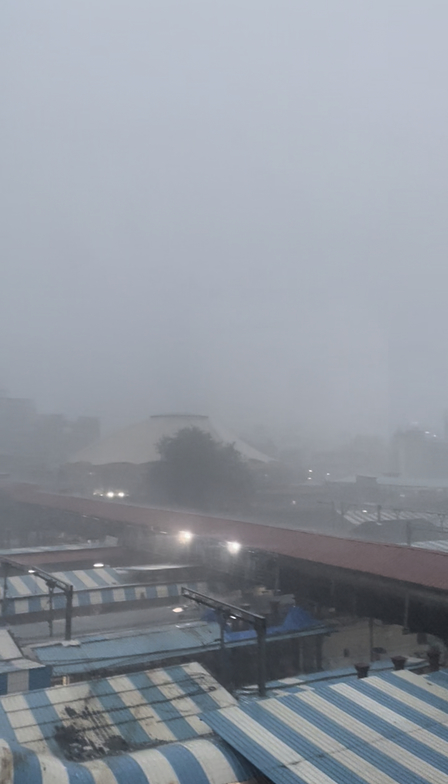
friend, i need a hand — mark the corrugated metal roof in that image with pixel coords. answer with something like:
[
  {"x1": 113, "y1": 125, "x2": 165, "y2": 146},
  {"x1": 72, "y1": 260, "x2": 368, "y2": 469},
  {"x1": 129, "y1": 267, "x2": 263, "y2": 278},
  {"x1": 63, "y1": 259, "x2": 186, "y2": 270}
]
[
  {"x1": 32, "y1": 617, "x2": 330, "y2": 677},
  {"x1": 0, "y1": 628, "x2": 22, "y2": 660},
  {"x1": 0, "y1": 660, "x2": 261, "y2": 783},
  {"x1": 0, "y1": 543, "x2": 117, "y2": 556},
  {"x1": 4, "y1": 580, "x2": 208, "y2": 617},
  {"x1": 236, "y1": 657, "x2": 426, "y2": 698},
  {"x1": 206, "y1": 668, "x2": 448, "y2": 784},
  {"x1": 4, "y1": 567, "x2": 123, "y2": 597},
  {"x1": 0, "y1": 630, "x2": 51, "y2": 693},
  {"x1": 414, "y1": 540, "x2": 448, "y2": 553},
  {"x1": 343, "y1": 508, "x2": 436, "y2": 527},
  {"x1": 0, "y1": 736, "x2": 259, "y2": 784},
  {"x1": 0, "y1": 662, "x2": 235, "y2": 756},
  {"x1": 0, "y1": 658, "x2": 44, "y2": 674},
  {"x1": 32, "y1": 622, "x2": 221, "y2": 676},
  {"x1": 13, "y1": 486, "x2": 448, "y2": 593}
]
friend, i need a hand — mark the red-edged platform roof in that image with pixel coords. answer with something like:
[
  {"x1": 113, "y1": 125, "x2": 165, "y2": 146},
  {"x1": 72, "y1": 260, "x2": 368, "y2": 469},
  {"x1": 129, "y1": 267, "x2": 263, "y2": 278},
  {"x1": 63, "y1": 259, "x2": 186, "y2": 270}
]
[{"x1": 11, "y1": 484, "x2": 448, "y2": 592}]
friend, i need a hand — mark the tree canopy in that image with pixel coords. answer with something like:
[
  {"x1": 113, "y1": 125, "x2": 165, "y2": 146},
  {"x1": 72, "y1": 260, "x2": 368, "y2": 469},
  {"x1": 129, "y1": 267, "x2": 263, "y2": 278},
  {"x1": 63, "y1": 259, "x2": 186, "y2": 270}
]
[{"x1": 150, "y1": 426, "x2": 253, "y2": 510}]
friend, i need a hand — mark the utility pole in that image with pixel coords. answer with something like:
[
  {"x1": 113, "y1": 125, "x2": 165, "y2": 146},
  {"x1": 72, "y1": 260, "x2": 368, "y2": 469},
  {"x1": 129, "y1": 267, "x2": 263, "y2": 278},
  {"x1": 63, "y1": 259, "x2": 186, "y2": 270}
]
[
  {"x1": 65, "y1": 585, "x2": 74, "y2": 641},
  {"x1": 182, "y1": 587, "x2": 267, "y2": 697},
  {"x1": 0, "y1": 558, "x2": 74, "y2": 640},
  {"x1": 1, "y1": 562, "x2": 8, "y2": 620},
  {"x1": 48, "y1": 581, "x2": 55, "y2": 638}
]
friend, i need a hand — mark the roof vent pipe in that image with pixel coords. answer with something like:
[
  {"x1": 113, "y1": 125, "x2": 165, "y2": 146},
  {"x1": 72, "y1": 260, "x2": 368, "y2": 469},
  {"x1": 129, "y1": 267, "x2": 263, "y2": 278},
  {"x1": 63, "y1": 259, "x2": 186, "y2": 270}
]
[
  {"x1": 391, "y1": 655, "x2": 407, "y2": 671},
  {"x1": 354, "y1": 662, "x2": 370, "y2": 679},
  {"x1": 427, "y1": 647, "x2": 441, "y2": 672}
]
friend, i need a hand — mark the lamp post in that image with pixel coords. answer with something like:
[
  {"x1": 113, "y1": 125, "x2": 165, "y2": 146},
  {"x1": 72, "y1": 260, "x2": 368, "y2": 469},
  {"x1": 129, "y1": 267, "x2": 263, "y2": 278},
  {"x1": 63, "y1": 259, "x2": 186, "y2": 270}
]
[
  {"x1": 182, "y1": 587, "x2": 267, "y2": 697},
  {"x1": 0, "y1": 558, "x2": 74, "y2": 640}
]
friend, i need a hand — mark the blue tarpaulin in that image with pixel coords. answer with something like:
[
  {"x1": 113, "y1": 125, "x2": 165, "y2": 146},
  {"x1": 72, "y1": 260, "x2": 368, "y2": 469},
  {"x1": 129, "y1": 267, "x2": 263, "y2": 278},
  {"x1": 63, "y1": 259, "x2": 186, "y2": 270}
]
[{"x1": 202, "y1": 605, "x2": 320, "y2": 642}]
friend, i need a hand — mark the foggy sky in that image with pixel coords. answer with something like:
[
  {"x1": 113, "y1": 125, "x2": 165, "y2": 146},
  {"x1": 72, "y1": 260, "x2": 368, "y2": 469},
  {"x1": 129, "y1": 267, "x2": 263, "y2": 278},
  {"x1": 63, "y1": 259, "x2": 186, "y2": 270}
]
[{"x1": 2, "y1": 1, "x2": 448, "y2": 441}]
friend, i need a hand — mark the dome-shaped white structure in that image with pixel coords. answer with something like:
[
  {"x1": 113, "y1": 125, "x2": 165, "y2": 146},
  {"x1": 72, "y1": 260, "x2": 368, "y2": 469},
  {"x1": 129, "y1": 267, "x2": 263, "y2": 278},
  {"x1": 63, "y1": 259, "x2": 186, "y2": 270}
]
[{"x1": 69, "y1": 414, "x2": 272, "y2": 466}]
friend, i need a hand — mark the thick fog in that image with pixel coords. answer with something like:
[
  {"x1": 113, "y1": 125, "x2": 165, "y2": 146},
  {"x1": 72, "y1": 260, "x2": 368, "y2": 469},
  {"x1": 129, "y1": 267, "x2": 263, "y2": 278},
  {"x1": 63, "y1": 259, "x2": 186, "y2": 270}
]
[{"x1": 1, "y1": 2, "x2": 448, "y2": 441}]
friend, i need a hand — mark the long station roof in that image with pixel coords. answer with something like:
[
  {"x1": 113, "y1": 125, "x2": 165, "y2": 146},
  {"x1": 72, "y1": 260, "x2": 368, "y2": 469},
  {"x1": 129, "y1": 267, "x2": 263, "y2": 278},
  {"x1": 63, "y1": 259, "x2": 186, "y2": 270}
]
[{"x1": 11, "y1": 485, "x2": 448, "y2": 593}]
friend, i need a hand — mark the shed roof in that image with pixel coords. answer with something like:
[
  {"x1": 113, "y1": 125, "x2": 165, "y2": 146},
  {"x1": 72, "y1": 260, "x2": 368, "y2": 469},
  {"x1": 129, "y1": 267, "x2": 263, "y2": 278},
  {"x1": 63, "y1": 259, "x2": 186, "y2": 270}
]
[
  {"x1": 0, "y1": 661, "x2": 260, "y2": 783},
  {"x1": 3, "y1": 567, "x2": 207, "y2": 618},
  {"x1": 0, "y1": 662, "x2": 234, "y2": 757},
  {"x1": 206, "y1": 668, "x2": 448, "y2": 784},
  {"x1": 32, "y1": 611, "x2": 328, "y2": 677},
  {"x1": 0, "y1": 733, "x2": 258, "y2": 784},
  {"x1": 0, "y1": 629, "x2": 22, "y2": 660}
]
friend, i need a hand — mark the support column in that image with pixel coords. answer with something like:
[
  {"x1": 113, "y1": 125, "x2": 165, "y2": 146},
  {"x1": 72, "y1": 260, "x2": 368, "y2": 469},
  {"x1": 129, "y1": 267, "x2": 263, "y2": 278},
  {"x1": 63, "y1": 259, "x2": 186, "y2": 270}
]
[
  {"x1": 65, "y1": 585, "x2": 73, "y2": 641},
  {"x1": 403, "y1": 592, "x2": 410, "y2": 633},
  {"x1": 1, "y1": 565, "x2": 8, "y2": 620},
  {"x1": 257, "y1": 624, "x2": 267, "y2": 697},
  {"x1": 219, "y1": 613, "x2": 229, "y2": 688},
  {"x1": 315, "y1": 636, "x2": 323, "y2": 671},
  {"x1": 48, "y1": 584, "x2": 55, "y2": 638}
]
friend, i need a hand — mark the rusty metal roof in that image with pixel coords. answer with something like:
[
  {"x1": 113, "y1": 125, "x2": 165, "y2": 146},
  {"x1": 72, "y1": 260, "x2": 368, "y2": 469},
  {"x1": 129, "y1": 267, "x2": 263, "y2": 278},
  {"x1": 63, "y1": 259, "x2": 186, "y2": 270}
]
[{"x1": 12, "y1": 486, "x2": 448, "y2": 593}]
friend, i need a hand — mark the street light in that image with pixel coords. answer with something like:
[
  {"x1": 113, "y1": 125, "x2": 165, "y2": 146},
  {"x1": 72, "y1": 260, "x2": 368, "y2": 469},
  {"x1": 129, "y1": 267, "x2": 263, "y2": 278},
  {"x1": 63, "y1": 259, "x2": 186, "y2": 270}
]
[
  {"x1": 178, "y1": 531, "x2": 193, "y2": 545},
  {"x1": 1, "y1": 558, "x2": 74, "y2": 640},
  {"x1": 226, "y1": 541, "x2": 241, "y2": 555}
]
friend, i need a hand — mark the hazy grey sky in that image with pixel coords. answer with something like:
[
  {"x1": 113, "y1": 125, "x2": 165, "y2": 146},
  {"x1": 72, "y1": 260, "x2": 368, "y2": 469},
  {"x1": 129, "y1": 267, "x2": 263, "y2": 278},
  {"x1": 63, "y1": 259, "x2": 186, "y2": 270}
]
[{"x1": 2, "y1": 1, "x2": 448, "y2": 440}]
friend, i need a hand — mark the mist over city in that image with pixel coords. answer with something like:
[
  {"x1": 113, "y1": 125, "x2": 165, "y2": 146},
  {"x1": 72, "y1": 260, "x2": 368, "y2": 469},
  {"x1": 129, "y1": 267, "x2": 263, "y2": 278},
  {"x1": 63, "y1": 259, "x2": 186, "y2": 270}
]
[
  {"x1": 2, "y1": 2, "x2": 448, "y2": 444},
  {"x1": 1, "y1": 5, "x2": 448, "y2": 783}
]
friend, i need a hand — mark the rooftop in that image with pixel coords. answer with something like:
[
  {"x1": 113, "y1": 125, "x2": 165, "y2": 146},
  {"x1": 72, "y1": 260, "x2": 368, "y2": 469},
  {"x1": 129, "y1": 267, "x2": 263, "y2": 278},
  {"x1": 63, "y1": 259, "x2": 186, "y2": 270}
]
[
  {"x1": 206, "y1": 668, "x2": 448, "y2": 784},
  {"x1": 31, "y1": 607, "x2": 328, "y2": 677},
  {"x1": 13, "y1": 486, "x2": 448, "y2": 593},
  {"x1": 0, "y1": 661, "x2": 258, "y2": 783}
]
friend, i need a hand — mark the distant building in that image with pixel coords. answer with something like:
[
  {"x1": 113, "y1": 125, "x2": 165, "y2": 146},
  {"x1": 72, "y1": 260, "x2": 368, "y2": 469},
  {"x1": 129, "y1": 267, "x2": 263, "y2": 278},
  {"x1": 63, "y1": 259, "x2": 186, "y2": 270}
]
[
  {"x1": 64, "y1": 413, "x2": 272, "y2": 497},
  {"x1": 0, "y1": 397, "x2": 37, "y2": 466},
  {"x1": 390, "y1": 426, "x2": 448, "y2": 480},
  {"x1": 0, "y1": 395, "x2": 100, "y2": 478}
]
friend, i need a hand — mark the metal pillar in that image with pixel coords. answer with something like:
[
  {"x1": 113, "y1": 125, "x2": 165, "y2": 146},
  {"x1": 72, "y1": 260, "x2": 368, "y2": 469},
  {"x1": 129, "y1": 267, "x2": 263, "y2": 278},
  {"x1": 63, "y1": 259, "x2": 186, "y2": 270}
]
[
  {"x1": 48, "y1": 583, "x2": 55, "y2": 638},
  {"x1": 297, "y1": 639, "x2": 303, "y2": 673},
  {"x1": 315, "y1": 635, "x2": 323, "y2": 671},
  {"x1": 181, "y1": 587, "x2": 267, "y2": 697},
  {"x1": 2, "y1": 564, "x2": 8, "y2": 619},
  {"x1": 218, "y1": 612, "x2": 228, "y2": 687},
  {"x1": 0, "y1": 558, "x2": 73, "y2": 636},
  {"x1": 257, "y1": 624, "x2": 267, "y2": 697},
  {"x1": 65, "y1": 585, "x2": 73, "y2": 641},
  {"x1": 403, "y1": 592, "x2": 410, "y2": 633}
]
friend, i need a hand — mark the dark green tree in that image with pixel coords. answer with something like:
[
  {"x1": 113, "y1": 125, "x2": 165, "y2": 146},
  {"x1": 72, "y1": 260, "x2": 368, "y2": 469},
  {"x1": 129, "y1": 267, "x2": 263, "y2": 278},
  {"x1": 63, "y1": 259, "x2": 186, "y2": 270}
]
[{"x1": 150, "y1": 427, "x2": 253, "y2": 510}]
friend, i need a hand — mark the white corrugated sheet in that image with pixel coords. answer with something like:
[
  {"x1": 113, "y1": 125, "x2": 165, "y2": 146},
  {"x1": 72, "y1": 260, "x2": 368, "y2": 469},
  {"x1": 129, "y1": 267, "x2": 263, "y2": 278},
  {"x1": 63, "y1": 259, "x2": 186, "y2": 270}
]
[{"x1": 206, "y1": 668, "x2": 448, "y2": 784}]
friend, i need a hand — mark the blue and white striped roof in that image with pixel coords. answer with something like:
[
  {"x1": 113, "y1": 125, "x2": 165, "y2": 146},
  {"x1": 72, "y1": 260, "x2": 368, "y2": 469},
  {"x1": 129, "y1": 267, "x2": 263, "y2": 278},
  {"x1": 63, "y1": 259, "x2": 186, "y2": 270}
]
[
  {"x1": 0, "y1": 735, "x2": 258, "y2": 784},
  {"x1": 0, "y1": 629, "x2": 23, "y2": 660},
  {"x1": 0, "y1": 661, "x2": 259, "y2": 783},
  {"x1": 4, "y1": 580, "x2": 207, "y2": 616},
  {"x1": 0, "y1": 630, "x2": 51, "y2": 694},
  {"x1": 343, "y1": 507, "x2": 437, "y2": 527},
  {"x1": 0, "y1": 662, "x2": 235, "y2": 755},
  {"x1": 206, "y1": 668, "x2": 448, "y2": 784},
  {"x1": 0, "y1": 543, "x2": 117, "y2": 556},
  {"x1": 3, "y1": 567, "x2": 132, "y2": 597}
]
